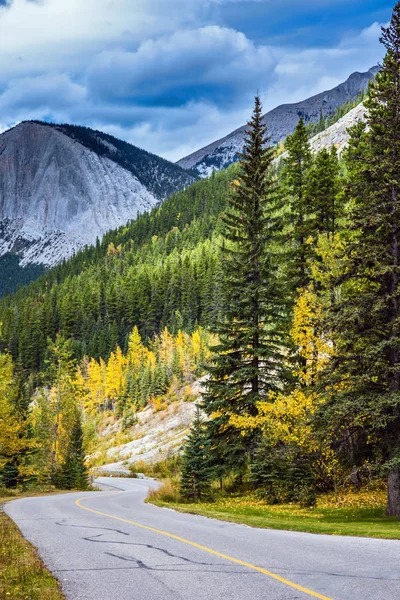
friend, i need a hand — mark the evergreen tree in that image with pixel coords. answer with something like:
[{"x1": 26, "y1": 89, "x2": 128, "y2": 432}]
[
  {"x1": 250, "y1": 439, "x2": 282, "y2": 504},
  {"x1": 203, "y1": 97, "x2": 286, "y2": 473},
  {"x1": 286, "y1": 445, "x2": 317, "y2": 508},
  {"x1": 307, "y1": 147, "x2": 341, "y2": 239},
  {"x1": 57, "y1": 410, "x2": 88, "y2": 490},
  {"x1": 317, "y1": 3, "x2": 400, "y2": 517},
  {"x1": 250, "y1": 440, "x2": 316, "y2": 507},
  {"x1": 180, "y1": 407, "x2": 213, "y2": 502},
  {"x1": 282, "y1": 118, "x2": 313, "y2": 292}
]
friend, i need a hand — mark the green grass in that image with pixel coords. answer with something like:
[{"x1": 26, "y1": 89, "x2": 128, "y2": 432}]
[
  {"x1": 0, "y1": 493, "x2": 65, "y2": 600},
  {"x1": 150, "y1": 492, "x2": 400, "y2": 540}
]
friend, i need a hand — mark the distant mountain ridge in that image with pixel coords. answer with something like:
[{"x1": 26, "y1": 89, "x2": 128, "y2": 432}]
[
  {"x1": 0, "y1": 121, "x2": 197, "y2": 268},
  {"x1": 178, "y1": 66, "x2": 379, "y2": 176}
]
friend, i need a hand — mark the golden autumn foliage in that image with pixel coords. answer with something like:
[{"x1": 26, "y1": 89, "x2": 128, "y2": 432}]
[
  {"x1": 291, "y1": 284, "x2": 333, "y2": 385},
  {"x1": 229, "y1": 390, "x2": 318, "y2": 450},
  {"x1": 29, "y1": 336, "x2": 87, "y2": 486},
  {"x1": 0, "y1": 354, "x2": 35, "y2": 476},
  {"x1": 77, "y1": 327, "x2": 216, "y2": 416}
]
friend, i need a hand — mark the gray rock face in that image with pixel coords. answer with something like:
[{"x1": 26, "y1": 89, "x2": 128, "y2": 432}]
[
  {"x1": 308, "y1": 102, "x2": 367, "y2": 154},
  {"x1": 0, "y1": 122, "x2": 195, "y2": 267},
  {"x1": 178, "y1": 66, "x2": 378, "y2": 177}
]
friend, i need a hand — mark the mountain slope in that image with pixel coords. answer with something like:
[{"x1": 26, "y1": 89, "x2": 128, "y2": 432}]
[
  {"x1": 0, "y1": 122, "x2": 197, "y2": 268},
  {"x1": 0, "y1": 166, "x2": 232, "y2": 369},
  {"x1": 178, "y1": 66, "x2": 378, "y2": 176},
  {"x1": 0, "y1": 94, "x2": 370, "y2": 369},
  {"x1": 0, "y1": 97, "x2": 366, "y2": 299}
]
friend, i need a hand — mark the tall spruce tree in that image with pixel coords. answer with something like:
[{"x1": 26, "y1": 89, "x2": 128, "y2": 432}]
[
  {"x1": 307, "y1": 147, "x2": 341, "y2": 239},
  {"x1": 317, "y1": 3, "x2": 400, "y2": 517},
  {"x1": 180, "y1": 406, "x2": 213, "y2": 502},
  {"x1": 282, "y1": 118, "x2": 313, "y2": 292},
  {"x1": 57, "y1": 410, "x2": 88, "y2": 490},
  {"x1": 203, "y1": 97, "x2": 286, "y2": 473}
]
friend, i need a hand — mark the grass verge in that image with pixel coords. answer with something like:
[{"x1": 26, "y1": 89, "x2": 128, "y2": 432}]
[
  {"x1": 0, "y1": 493, "x2": 65, "y2": 600},
  {"x1": 149, "y1": 489, "x2": 400, "y2": 540}
]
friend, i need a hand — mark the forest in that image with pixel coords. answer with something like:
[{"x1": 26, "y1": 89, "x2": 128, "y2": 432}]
[{"x1": 1, "y1": 4, "x2": 400, "y2": 520}]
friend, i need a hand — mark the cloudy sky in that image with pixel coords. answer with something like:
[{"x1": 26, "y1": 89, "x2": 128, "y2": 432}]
[{"x1": 0, "y1": 0, "x2": 393, "y2": 161}]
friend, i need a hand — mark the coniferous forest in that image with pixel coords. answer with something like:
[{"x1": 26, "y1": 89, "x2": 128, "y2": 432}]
[{"x1": 2, "y1": 4, "x2": 400, "y2": 522}]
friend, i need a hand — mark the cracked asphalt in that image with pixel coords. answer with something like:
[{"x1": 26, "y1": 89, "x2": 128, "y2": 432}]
[{"x1": 5, "y1": 477, "x2": 400, "y2": 600}]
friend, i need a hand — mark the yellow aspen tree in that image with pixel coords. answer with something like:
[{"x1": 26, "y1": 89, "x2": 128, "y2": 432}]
[
  {"x1": 106, "y1": 346, "x2": 128, "y2": 408},
  {"x1": 127, "y1": 326, "x2": 145, "y2": 372},
  {"x1": 157, "y1": 328, "x2": 175, "y2": 375},
  {"x1": 0, "y1": 354, "x2": 34, "y2": 475},
  {"x1": 292, "y1": 285, "x2": 332, "y2": 385},
  {"x1": 86, "y1": 358, "x2": 106, "y2": 413}
]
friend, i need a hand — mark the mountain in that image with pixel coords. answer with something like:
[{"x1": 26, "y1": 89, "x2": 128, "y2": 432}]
[
  {"x1": 177, "y1": 66, "x2": 378, "y2": 176},
  {"x1": 0, "y1": 166, "x2": 232, "y2": 368},
  {"x1": 0, "y1": 98, "x2": 371, "y2": 369},
  {"x1": 0, "y1": 121, "x2": 197, "y2": 269}
]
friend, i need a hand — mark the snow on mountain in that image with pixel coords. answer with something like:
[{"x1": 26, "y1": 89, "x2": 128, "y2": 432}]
[
  {"x1": 178, "y1": 67, "x2": 378, "y2": 176},
  {"x1": 0, "y1": 122, "x2": 196, "y2": 267}
]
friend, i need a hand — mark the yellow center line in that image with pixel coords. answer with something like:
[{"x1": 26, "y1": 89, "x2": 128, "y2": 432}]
[{"x1": 75, "y1": 493, "x2": 332, "y2": 600}]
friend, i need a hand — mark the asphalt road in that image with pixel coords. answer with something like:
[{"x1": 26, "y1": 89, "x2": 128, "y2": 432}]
[{"x1": 5, "y1": 477, "x2": 400, "y2": 600}]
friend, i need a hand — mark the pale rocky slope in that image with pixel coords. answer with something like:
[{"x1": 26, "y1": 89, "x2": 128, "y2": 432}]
[
  {"x1": 0, "y1": 122, "x2": 195, "y2": 267},
  {"x1": 273, "y1": 102, "x2": 367, "y2": 166},
  {"x1": 94, "y1": 379, "x2": 206, "y2": 475},
  {"x1": 308, "y1": 102, "x2": 367, "y2": 154}
]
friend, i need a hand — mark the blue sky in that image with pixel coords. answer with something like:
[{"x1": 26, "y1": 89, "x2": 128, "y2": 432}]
[{"x1": 0, "y1": 0, "x2": 393, "y2": 161}]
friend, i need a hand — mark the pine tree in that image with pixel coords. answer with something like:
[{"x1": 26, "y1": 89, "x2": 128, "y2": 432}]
[
  {"x1": 317, "y1": 3, "x2": 400, "y2": 517},
  {"x1": 57, "y1": 410, "x2": 88, "y2": 490},
  {"x1": 203, "y1": 97, "x2": 286, "y2": 473},
  {"x1": 250, "y1": 440, "x2": 316, "y2": 507},
  {"x1": 307, "y1": 147, "x2": 340, "y2": 239},
  {"x1": 250, "y1": 439, "x2": 282, "y2": 504},
  {"x1": 0, "y1": 353, "x2": 34, "y2": 488},
  {"x1": 282, "y1": 118, "x2": 313, "y2": 292},
  {"x1": 180, "y1": 407, "x2": 213, "y2": 502}
]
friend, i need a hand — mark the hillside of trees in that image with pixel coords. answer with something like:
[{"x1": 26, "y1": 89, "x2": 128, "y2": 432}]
[{"x1": 0, "y1": 254, "x2": 45, "y2": 297}]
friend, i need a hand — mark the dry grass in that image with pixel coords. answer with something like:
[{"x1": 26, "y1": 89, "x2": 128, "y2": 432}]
[
  {"x1": 146, "y1": 478, "x2": 181, "y2": 503},
  {"x1": 0, "y1": 495, "x2": 65, "y2": 600}
]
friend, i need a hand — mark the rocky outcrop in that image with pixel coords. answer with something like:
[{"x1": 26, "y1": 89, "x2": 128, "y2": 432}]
[{"x1": 308, "y1": 102, "x2": 367, "y2": 154}]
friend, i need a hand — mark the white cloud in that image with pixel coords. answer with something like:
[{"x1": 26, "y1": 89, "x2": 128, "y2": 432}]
[
  {"x1": 0, "y1": 0, "x2": 208, "y2": 78},
  {"x1": 0, "y1": 74, "x2": 86, "y2": 114},
  {"x1": 87, "y1": 26, "x2": 274, "y2": 105},
  {"x1": 260, "y1": 21, "x2": 383, "y2": 112},
  {"x1": 0, "y1": 1, "x2": 387, "y2": 162}
]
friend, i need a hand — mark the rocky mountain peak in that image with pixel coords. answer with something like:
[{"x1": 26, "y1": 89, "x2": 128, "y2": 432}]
[{"x1": 0, "y1": 121, "x2": 196, "y2": 267}]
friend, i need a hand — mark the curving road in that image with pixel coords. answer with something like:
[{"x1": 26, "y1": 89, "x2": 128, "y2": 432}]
[{"x1": 5, "y1": 477, "x2": 400, "y2": 600}]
